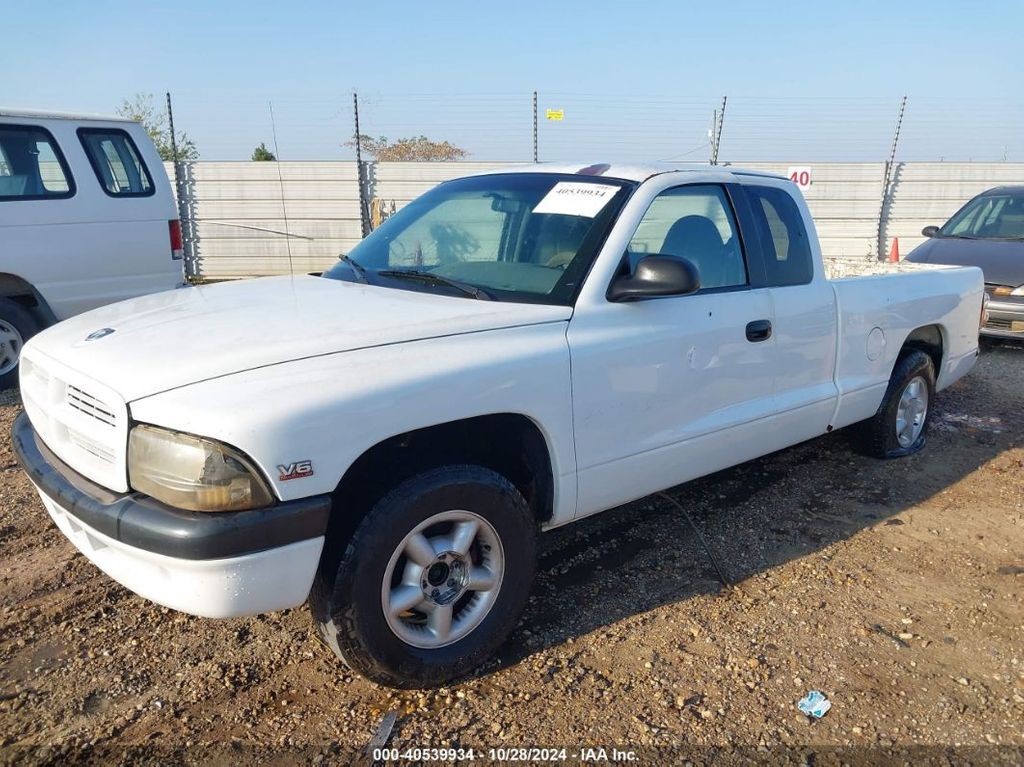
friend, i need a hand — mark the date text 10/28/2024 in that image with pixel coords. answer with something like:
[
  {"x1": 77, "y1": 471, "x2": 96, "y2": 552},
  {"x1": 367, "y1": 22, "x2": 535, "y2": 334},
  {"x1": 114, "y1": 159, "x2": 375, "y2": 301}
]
[{"x1": 373, "y1": 747, "x2": 638, "y2": 762}]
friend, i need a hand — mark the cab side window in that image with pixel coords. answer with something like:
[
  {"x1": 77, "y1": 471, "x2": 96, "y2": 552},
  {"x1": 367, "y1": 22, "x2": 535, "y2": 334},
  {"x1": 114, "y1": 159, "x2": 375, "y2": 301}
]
[
  {"x1": 77, "y1": 129, "x2": 154, "y2": 197},
  {"x1": 746, "y1": 185, "x2": 813, "y2": 286},
  {"x1": 0, "y1": 125, "x2": 75, "y2": 199},
  {"x1": 628, "y1": 185, "x2": 747, "y2": 290}
]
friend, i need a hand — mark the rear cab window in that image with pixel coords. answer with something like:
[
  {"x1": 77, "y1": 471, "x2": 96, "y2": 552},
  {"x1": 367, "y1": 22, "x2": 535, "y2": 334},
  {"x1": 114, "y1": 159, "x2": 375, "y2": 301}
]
[
  {"x1": 0, "y1": 124, "x2": 75, "y2": 200},
  {"x1": 744, "y1": 184, "x2": 813, "y2": 286},
  {"x1": 77, "y1": 128, "x2": 154, "y2": 197}
]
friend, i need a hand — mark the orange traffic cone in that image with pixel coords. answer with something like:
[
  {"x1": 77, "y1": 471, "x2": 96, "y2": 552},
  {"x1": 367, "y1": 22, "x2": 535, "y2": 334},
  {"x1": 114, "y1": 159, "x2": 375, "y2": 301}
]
[{"x1": 888, "y1": 237, "x2": 900, "y2": 263}]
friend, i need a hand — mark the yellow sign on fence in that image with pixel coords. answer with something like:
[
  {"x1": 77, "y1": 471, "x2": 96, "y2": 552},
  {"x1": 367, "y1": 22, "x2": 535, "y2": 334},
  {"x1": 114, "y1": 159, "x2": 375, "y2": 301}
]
[{"x1": 545, "y1": 109, "x2": 564, "y2": 121}]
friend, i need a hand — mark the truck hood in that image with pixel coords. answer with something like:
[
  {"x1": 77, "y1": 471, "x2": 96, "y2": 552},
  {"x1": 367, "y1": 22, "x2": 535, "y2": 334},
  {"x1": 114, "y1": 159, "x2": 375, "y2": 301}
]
[
  {"x1": 906, "y1": 237, "x2": 1024, "y2": 287},
  {"x1": 27, "y1": 275, "x2": 572, "y2": 401}
]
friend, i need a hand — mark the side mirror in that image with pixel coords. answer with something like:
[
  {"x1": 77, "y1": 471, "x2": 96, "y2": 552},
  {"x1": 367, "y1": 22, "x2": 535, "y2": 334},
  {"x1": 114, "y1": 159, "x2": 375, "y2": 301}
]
[
  {"x1": 608, "y1": 255, "x2": 701, "y2": 302},
  {"x1": 921, "y1": 225, "x2": 940, "y2": 237}
]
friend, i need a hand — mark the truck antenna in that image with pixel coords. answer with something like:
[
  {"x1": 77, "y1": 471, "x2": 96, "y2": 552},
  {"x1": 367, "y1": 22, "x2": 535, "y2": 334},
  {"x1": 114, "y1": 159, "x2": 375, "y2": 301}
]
[{"x1": 269, "y1": 101, "x2": 295, "y2": 276}]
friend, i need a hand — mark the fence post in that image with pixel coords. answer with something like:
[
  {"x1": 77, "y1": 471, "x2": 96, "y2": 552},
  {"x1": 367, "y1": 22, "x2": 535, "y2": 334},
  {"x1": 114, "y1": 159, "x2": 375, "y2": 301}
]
[
  {"x1": 710, "y1": 96, "x2": 727, "y2": 165},
  {"x1": 165, "y1": 92, "x2": 194, "y2": 279},
  {"x1": 532, "y1": 91, "x2": 539, "y2": 163},
  {"x1": 353, "y1": 92, "x2": 370, "y2": 237},
  {"x1": 708, "y1": 110, "x2": 717, "y2": 164},
  {"x1": 876, "y1": 95, "x2": 908, "y2": 260}
]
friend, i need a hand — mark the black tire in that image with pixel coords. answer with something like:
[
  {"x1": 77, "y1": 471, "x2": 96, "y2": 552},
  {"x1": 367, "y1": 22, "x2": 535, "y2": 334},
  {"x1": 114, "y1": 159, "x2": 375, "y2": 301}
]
[
  {"x1": 0, "y1": 298, "x2": 40, "y2": 390},
  {"x1": 310, "y1": 465, "x2": 536, "y2": 688},
  {"x1": 851, "y1": 349, "x2": 936, "y2": 459}
]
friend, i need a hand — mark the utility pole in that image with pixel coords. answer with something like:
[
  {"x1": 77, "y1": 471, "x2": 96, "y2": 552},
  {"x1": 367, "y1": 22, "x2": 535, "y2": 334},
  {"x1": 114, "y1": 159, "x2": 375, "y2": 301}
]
[
  {"x1": 876, "y1": 95, "x2": 907, "y2": 260},
  {"x1": 532, "y1": 91, "x2": 539, "y2": 163},
  {"x1": 353, "y1": 92, "x2": 370, "y2": 237}
]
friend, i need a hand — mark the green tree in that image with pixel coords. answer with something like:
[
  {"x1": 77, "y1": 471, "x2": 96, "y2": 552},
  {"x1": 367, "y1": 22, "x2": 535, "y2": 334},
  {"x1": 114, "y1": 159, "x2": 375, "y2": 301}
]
[
  {"x1": 251, "y1": 142, "x2": 276, "y2": 161},
  {"x1": 345, "y1": 134, "x2": 468, "y2": 161},
  {"x1": 116, "y1": 93, "x2": 199, "y2": 162}
]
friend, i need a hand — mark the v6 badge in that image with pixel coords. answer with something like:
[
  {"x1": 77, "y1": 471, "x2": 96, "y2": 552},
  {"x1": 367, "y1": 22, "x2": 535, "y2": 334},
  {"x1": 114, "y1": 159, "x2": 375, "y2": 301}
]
[{"x1": 277, "y1": 460, "x2": 314, "y2": 481}]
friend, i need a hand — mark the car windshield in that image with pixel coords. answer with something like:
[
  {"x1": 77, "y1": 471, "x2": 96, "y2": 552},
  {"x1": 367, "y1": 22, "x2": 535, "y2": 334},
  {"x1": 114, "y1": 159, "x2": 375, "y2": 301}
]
[
  {"x1": 323, "y1": 173, "x2": 634, "y2": 304},
  {"x1": 939, "y1": 192, "x2": 1024, "y2": 240}
]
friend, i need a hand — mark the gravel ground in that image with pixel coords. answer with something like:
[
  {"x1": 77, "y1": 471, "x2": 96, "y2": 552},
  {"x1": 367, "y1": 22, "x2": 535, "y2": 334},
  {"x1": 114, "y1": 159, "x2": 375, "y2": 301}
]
[{"x1": 0, "y1": 343, "x2": 1022, "y2": 764}]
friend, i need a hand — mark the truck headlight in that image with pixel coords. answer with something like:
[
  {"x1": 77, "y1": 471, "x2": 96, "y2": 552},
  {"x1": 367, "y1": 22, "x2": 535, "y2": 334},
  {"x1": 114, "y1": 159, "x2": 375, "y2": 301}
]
[
  {"x1": 128, "y1": 425, "x2": 274, "y2": 512},
  {"x1": 1012, "y1": 285, "x2": 1024, "y2": 296}
]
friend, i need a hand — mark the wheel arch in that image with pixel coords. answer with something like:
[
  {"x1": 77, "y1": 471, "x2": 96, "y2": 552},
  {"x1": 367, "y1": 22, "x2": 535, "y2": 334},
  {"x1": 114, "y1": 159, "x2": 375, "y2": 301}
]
[
  {"x1": 325, "y1": 413, "x2": 556, "y2": 552},
  {"x1": 898, "y1": 323, "x2": 944, "y2": 379},
  {"x1": 0, "y1": 273, "x2": 57, "y2": 326}
]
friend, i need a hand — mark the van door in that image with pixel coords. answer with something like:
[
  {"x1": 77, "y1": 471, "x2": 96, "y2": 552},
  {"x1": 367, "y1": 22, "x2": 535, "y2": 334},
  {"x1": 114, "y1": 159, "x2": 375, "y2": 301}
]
[{"x1": 568, "y1": 183, "x2": 778, "y2": 518}]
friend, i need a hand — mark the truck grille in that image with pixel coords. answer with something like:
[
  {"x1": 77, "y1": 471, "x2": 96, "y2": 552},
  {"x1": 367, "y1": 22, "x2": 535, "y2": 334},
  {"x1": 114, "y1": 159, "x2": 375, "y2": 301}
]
[
  {"x1": 19, "y1": 351, "x2": 129, "y2": 492},
  {"x1": 66, "y1": 385, "x2": 118, "y2": 427},
  {"x1": 985, "y1": 317, "x2": 1013, "y2": 331}
]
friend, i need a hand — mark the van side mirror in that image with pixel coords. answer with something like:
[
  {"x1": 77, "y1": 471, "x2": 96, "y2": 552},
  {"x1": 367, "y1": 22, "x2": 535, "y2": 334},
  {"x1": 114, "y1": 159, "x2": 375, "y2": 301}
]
[
  {"x1": 921, "y1": 225, "x2": 940, "y2": 237},
  {"x1": 608, "y1": 255, "x2": 701, "y2": 302}
]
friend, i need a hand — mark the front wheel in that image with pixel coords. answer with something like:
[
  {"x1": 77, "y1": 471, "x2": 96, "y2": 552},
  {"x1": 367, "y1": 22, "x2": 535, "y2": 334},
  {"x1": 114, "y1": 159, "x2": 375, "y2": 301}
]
[
  {"x1": 310, "y1": 465, "x2": 536, "y2": 688},
  {"x1": 0, "y1": 298, "x2": 40, "y2": 390},
  {"x1": 851, "y1": 349, "x2": 936, "y2": 459}
]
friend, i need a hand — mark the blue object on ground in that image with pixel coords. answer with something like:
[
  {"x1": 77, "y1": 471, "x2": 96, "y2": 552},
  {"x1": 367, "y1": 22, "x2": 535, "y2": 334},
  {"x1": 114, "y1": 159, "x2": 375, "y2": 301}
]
[{"x1": 797, "y1": 690, "x2": 832, "y2": 719}]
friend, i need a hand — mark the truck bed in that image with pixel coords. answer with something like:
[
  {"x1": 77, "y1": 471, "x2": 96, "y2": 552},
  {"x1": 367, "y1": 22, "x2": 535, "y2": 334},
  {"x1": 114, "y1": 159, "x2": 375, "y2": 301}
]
[{"x1": 826, "y1": 259, "x2": 985, "y2": 430}]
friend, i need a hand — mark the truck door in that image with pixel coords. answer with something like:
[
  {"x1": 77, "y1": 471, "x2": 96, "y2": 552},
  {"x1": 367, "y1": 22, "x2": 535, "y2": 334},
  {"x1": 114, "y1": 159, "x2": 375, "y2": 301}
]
[
  {"x1": 737, "y1": 179, "x2": 838, "y2": 444},
  {"x1": 567, "y1": 183, "x2": 779, "y2": 519}
]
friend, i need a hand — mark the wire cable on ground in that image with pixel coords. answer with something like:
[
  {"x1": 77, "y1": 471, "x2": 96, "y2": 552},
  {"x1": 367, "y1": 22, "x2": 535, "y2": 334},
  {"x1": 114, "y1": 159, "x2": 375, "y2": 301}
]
[{"x1": 656, "y1": 491, "x2": 731, "y2": 588}]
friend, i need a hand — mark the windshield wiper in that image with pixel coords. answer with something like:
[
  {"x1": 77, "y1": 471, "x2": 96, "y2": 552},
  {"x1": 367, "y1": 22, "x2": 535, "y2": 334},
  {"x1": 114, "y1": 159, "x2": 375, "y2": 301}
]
[
  {"x1": 337, "y1": 254, "x2": 369, "y2": 283},
  {"x1": 377, "y1": 269, "x2": 493, "y2": 300},
  {"x1": 944, "y1": 234, "x2": 1024, "y2": 241}
]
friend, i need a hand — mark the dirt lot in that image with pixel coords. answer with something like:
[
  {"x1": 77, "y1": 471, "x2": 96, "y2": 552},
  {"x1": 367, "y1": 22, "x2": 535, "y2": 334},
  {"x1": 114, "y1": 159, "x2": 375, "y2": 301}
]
[{"x1": 0, "y1": 343, "x2": 1022, "y2": 764}]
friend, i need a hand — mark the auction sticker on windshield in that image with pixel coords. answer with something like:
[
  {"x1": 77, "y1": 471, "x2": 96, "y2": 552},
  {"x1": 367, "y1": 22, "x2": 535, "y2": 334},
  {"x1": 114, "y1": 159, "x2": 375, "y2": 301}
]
[{"x1": 533, "y1": 181, "x2": 620, "y2": 218}]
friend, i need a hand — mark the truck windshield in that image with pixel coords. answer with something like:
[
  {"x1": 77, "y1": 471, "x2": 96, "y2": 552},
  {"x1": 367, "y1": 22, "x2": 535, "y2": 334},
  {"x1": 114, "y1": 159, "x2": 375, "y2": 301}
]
[{"x1": 324, "y1": 173, "x2": 634, "y2": 304}]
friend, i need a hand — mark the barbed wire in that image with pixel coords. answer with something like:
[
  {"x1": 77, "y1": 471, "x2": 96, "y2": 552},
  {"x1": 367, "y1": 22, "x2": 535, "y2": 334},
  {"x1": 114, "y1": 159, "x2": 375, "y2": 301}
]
[{"x1": 170, "y1": 93, "x2": 1023, "y2": 163}]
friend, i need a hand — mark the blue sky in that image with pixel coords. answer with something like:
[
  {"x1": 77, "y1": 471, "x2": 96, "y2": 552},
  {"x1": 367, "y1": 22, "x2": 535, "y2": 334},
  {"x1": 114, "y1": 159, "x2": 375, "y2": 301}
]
[{"x1": 3, "y1": 1, "x2": 1021, "y2": 161}]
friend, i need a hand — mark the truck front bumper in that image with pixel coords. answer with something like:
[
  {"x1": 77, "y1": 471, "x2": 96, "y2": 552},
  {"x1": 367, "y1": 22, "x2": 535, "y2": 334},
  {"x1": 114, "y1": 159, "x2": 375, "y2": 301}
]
[
  {"x1": 11, "y1": 412, "x2": 330, "y2": 618},
  {"x1": 982, "y1": 297, "x2": 1024, "y2": 339}
]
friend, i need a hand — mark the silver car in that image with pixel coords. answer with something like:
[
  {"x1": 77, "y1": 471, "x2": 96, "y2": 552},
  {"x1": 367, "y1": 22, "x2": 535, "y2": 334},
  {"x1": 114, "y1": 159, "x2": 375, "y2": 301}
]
[{"x1": 907, "y1": 186, "x2": 1024, "y2": 339}]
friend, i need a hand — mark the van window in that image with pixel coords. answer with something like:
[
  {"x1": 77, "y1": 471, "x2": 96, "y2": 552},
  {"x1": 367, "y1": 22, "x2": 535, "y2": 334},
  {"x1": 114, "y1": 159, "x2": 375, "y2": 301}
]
[
  {"x1": 77, "y1": 129, "x2": 154, "y2": 197},
  {"x1": 0, "y1": 125, "x2": 75, "y2": 200},
  {"x1": 746, "y1": 185, "x2": 813, "y2": 286}
]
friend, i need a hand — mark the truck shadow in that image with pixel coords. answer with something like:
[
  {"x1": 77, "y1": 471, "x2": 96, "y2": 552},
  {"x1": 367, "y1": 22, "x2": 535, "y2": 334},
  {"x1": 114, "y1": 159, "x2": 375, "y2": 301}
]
[{"x1": 486, "y1": 343, "x2": 1022, "y2": 676}]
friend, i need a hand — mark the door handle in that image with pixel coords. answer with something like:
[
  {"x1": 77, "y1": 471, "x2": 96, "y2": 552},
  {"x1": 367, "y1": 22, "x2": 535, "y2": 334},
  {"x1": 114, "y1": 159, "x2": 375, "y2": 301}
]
[{"x1": 745, "y1": 319, "x2": 772, "y2": 342}]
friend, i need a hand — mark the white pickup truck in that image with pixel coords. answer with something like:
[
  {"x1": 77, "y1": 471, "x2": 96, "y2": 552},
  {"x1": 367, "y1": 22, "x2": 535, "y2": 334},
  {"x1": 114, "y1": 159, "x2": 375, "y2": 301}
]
[{"x1": 13, "y1": 163, "x2": 984, "y2": 688}]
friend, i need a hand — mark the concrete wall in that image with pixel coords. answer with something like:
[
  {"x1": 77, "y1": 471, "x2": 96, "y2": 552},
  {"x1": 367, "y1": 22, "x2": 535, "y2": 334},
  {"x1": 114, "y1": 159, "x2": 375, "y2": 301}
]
[
  {"x1": 164, "y1": 161, "x2": 1024, "y2": 280},
  {"x1": 167, "y1": 161, "x2": 363, "y2": 278}
]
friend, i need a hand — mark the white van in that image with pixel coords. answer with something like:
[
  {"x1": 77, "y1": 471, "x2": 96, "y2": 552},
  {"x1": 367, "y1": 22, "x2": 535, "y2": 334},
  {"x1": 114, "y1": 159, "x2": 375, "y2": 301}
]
[{"x1": 0, "y1": 109, "x2": 185, "y2": 388}]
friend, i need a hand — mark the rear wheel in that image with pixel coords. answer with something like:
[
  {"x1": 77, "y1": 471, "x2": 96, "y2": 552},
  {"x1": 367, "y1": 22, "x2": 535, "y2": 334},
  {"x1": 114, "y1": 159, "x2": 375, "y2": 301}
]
[
  {"x1": 310, "y1": 465, "x2": 536, "y2": 688},
  {"x1": 0, "y1": 298, "x2": 40, "y2": 390},
  {"x1": 852, "y1": 349, "x2": 935, "y2": 458}
]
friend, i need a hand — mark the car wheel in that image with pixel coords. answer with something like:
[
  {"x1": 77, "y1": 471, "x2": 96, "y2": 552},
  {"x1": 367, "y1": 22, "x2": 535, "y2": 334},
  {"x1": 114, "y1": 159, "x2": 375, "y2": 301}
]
[
  {"x1": 310, "y1": 464, "x2": 536, "y2": 688},
  {"x1": 852, "y1": 349, "x2": 935, "y2": 459},
  {"x1": 0, "y1": 298, "x2": 40, "y2": 390}
]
